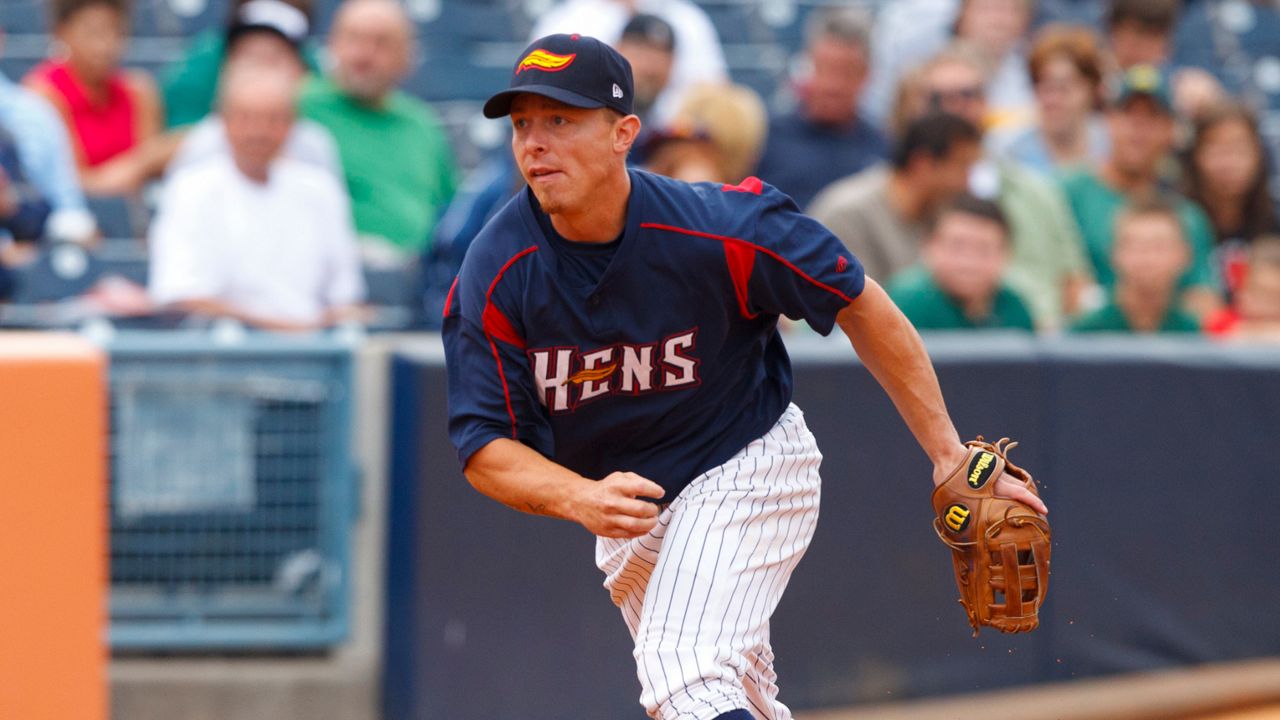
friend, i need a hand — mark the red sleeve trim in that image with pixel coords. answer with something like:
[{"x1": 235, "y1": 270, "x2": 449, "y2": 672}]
[
  {"x1": 722, "y1": 176, "x2": 764, "y2": 195},
  {"x1": 482, "y1": 245, "x2": 538, "y2": 439},
  {"x1": 442, "y1": 276, "x2": 459, "y2": 318},
  {"x1": 723, "y1": 241, "x2": 758, "y2": 319},
  {"x1": 482, "y1": 246, "x2": 538, "y2": 348},
  {"x1": 641, "y1": 222, "x2": 856, "y2": 305}
]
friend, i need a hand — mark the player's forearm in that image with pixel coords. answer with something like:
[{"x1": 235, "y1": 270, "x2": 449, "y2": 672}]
[
  {"x1": 463, "y1": 438, "x2": 594, "y2": 521},
  {"x1": 836, "y1": 278, "x2": 964, "y2": 468}
]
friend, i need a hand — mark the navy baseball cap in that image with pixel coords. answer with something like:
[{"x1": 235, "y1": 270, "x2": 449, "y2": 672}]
[{"x1": 483, "y1": 33, "x2": 635, "y2": 119}]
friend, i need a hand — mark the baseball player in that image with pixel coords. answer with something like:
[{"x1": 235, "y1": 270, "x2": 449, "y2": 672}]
[{"x1": 443, "y1": 33, "x2": 1049, "y2": 720}]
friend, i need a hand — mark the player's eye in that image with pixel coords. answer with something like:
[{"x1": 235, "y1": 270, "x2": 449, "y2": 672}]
[
  {"x1": 552, "y1": 115, "x2": 567, "y2": 126},
  {"x1": 512, "y1": 118, "x2": 528, "y2": 129}
]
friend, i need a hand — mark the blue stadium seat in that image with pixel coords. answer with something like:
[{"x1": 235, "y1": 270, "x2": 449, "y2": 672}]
[{"x1": 0, "y1": 1, "x2": 48, "y2": 35}]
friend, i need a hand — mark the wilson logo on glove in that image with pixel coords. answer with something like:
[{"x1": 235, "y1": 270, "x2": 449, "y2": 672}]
[
  {"x1": 944, "y1": 504, "x2": 971, "y2": 532},
  {"x1": 967, "y1": 451, "x2": 997, "y2": 488},
  {"x1": 932, "y1": 437, "x2": 1051, "y2": 636}
]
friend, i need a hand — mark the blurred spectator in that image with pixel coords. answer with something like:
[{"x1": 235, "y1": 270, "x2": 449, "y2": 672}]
[
  {"x1": 995, "y1": 24, "x2": 1110, "y2": 175},
  {"x1": 863, "y1": 0, "x2": 1035, "y2": 133},
  {"x1": 888, "y1": 194, "x2": 1034, "y2": 330},
  {"x1": 1204, "y1": 236, "x2": 1280, "y2": 341},
  {"x1": 0, "y1": 123, "x2": 54, "y2": 299},
  {"x1": 1105, "y1": 0, "x2": 1177, "y2": 71},
  {"x1": 808, "y1": 112, "x2": 981, "y2": 282},
  {"x1": 161, "y1": 0, "x2": 319, "y2": 129},
  {"x1": 169, "y1": 16, "x2": 338, "y2": 178},
  {"x1": 531, "y1": 0, "x2": 728, "y2": 125},
  {"x1": 1071, "y1": 197, "x2": 1200, "y2": 333},
  {"x1": 646, "y1": 83, "x2": 766, "y2": 184},
  {"x1": 22, "y1": 0, "x2": 160, "y2": 197},
  {"x1": 642, "y1": 125, "x2": 721, "y2": 184},
  {"x1": 0, "y1": 22, "x2": 93, "y2": 239},
  {"x1": 911, "y1": 47, "x2": 1092, "y2": 328},
  {"x1": 1105, "y1": 0, "x2": 1225, "y2": 118},
  {"x1": 615, "y1": 14, "x2": 676, "y2": 129},
  {"x1": 752, "y1": 6, "x2": 887, "y2": 209},
  {"x1": 1181, "y1": 101, "x2": 1280, "y2": 298},
  {"x1": 299, "y1": 0, "x2": 458, "y2": 260},
  {"x1": 0, "y1": 126, "x2": 52, "y2": 243},
  {"x1": 1059, "y1": 65, "x2": 1222, "y2": 318},
  {"x1": 148, "y1": 67, "x2": 364, "y2": 331}
]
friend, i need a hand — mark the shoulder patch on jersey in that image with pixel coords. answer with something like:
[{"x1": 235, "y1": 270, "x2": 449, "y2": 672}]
[
  {"x1": 836, "y1": 256, "x2": 849, "y2": 273},
  {"x1": 722, "y1": 176, "x2": 764, "y2": 195}
]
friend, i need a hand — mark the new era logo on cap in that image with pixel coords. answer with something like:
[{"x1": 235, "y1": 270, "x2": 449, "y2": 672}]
[{"x1": 483, "y1": 33, "x2": 635, "y2": 119}]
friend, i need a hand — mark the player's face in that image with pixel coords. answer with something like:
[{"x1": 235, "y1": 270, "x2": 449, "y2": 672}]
[
  {"x1": 925, "y1": 211, "x2": 1008, "y2": 302},
  {"x1": 510, "y1": 95, "x2": 629, "y2": 216}
]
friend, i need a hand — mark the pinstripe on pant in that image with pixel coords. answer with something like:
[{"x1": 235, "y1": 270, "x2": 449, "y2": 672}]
[{"x1": 595, "y1": 404, "x2": 823, "y2": 720}]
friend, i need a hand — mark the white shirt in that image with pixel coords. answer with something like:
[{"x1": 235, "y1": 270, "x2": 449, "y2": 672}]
[
  {"x1": 148, "y1": 155, "x2": 365, "y2": 325},
  {"x1": 167, "y1": 116, "x2": 343, "y2": 178},
  {"x1": 531, "y1": 0, "x2": 728, "y2": 124}
]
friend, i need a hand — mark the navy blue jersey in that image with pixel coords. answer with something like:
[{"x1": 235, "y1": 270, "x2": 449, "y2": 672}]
[{"x1": 443, "y1": 170, "x2": 865, "y2": 501}]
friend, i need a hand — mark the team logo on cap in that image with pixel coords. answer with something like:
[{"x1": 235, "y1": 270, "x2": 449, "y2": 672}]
[{"x1": 517, "y1": 49, "x2": 577, "y2": 74}]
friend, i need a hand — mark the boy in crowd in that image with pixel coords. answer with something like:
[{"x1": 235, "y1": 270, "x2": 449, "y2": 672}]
[
  {"x1": 1072, "y1": 198, "x2": 1200, "y2": 334},
  {"x1": 888, "y1": 194, "x2": 1034, "y2": 331}
]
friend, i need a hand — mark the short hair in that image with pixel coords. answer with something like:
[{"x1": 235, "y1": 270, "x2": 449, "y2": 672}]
[
  {"x1": 1028, "y1": 24, "x2": 1105, "y2": 99},
  {"x1": 620, "y1": 13, "x2": 676, "y2": 53},
  {"x1": 932, "y1": 193, "x2": 1011, "y2": 239},
  {"x1": 52, "y1": 0, "x2": 130, "y2": 26},
  {"x1": 1107, "y1": 0, "x2": 1179, "y2": 32},
  {"x1": 891, "y1": 112, "x2": 981, "y2": 170},
  {"x1": 804, "y1": 5, "x2": 871, "y2": 51},
  {"x1": 1113, "y1": 194, "x2": 1185, "y2": 244}
]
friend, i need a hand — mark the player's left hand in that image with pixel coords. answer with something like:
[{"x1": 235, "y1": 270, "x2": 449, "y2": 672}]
[{"x1": 932, "y1": 442, "x2": 1048, "y2": 516}]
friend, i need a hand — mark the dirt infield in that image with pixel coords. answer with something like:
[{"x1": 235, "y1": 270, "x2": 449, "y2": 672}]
[{"x1": 796, "y1": 657, "x2": 1280, "y2": 720}]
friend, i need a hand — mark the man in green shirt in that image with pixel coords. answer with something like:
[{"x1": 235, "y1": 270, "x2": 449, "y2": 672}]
[
  {"x1": 1072, "y1": 197, "x2": 1201, "y2": 333},
  {"x1": 299, "y1": 0, "x2": 458, "y2": 256},
  {"x1": 1059, "y1": 65, "x2": 1222, "y2": 319},
  {"x1": 888, "y1": 194, "x2": 1035, "y2": 331}
]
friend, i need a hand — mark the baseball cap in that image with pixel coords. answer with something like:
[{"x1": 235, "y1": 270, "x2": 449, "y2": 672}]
[
  {"x1": 227, "y1": 0, "x2": 309, "y2": 50},
  {"x1": 1110, "y1": 64, "x2": 1173, "y2": 114},
  {"x1": 483, "y1": 33, "x2": 635, "y2": 119},
  {"x1": 620, "y1": 14, "x2": 676, "y2": 53}
]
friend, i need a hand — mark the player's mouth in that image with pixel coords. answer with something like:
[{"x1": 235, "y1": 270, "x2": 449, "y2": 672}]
[{"x1": 528, "y1": 166, "x2": 562, "y2": 182}]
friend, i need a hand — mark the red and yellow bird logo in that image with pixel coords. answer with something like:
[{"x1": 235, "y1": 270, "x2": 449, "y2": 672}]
[
  {"x1": 517, "y1": 49, "x2": 577, "y2": 74},
  {"x1": 565, "y1": 363, "x2": 618, "y2": 385}
]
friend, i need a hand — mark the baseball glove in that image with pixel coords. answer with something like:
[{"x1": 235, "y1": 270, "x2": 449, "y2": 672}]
[{"x1": 931, "y1": 437, "x2": 1050, "y2": 636}]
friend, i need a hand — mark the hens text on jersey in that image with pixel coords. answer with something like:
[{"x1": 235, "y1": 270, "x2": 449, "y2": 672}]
[{"x1": 528, "y1": 330, "x2": 701, "y2": 413}]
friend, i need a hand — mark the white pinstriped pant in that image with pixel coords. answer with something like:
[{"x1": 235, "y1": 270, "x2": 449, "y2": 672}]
[{"x1": 595, "y1": 404, "x2": 823, "y2": 720}]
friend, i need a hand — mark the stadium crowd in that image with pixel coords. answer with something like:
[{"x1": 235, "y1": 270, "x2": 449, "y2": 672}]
[{"x1": 1, "y1": 0, "x2": 1279, "y2": 339}]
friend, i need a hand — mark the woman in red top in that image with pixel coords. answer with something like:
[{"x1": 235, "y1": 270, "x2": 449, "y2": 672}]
[{"x1": 23, "y1": 0, "x2": 161, "y2": 195}]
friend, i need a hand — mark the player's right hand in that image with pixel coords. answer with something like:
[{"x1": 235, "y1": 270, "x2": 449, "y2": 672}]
[{"x1": 572, "y1": 472, "x2": 665, "y2": 539}]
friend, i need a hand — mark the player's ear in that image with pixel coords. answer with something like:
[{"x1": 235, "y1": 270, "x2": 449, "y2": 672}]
[{"x1": 612, "y1": 113, "x2": 642, "y2": 154}]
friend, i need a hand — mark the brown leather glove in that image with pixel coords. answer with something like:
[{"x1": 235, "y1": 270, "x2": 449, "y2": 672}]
[{"x1": 932, "y1": 437, "x2": 1051, "y2": 636}]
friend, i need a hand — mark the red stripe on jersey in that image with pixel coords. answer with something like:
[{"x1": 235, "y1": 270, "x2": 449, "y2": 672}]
[
  {"x1": 723, "y1": 242, "x2": 759, "y2": 319},
  {"x1": 482, "y1": 303, "x2": 525, "y2": 349},
  {"x1": 482, "y1": 245, "x2": 538, "y2": 439},
  {"x1": 442, "y1": 276, "x2": 459, "y2": 317},
  {"x1": 487, "y1": 336, "x2": 520, "y2": 439},
  {"x1": 483, "y1": 246, "x2": 538, "y2": 348},
  {"x1": 641, "y1": 222, "x2": 856, "y2": 305},
  {"x1": 722, "y1": 176, "x2": 764, "y2": 195}
]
